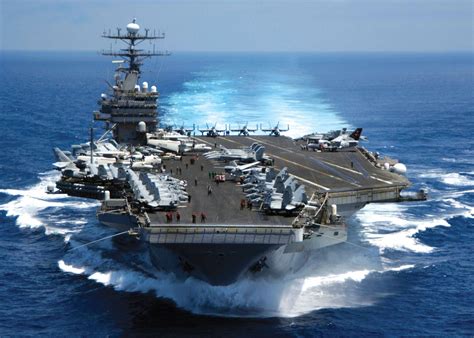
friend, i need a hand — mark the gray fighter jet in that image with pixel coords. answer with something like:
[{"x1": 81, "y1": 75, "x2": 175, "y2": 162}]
[
  {"x1": 198, "y1": 123, "x2": 226, "y2": 137},
  {"x1": 260, "y1": 122, "x2": 289, "y2": 137},
  {"x1": 230, "y1": 122, "x2": 258, "y2": 136},
  {"x1": 204, "y1": 143, "x2": 266, "y2": 163}
]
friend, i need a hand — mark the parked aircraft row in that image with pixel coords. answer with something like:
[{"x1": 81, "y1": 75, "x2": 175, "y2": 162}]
[{"x1": 166, "y1": 122, "x2": 290, "y2": 137}]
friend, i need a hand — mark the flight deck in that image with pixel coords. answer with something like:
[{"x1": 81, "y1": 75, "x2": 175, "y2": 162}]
[
  {"x1": 147, "y1": 135, "x2": 410, "y2": 226},
  {"x1": 197, "y1": 135, "x2": 409, "y2": 193}
]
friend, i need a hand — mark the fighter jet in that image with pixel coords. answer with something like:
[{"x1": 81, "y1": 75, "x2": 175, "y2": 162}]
[
  {"x1": 198, "y1": 123, "x2": 226, "y2": 137},
  {"x1": 318, "y1": 128, "x2": 365, "y2": 150},
  {"x1": 222, "y1": 161, "x2": 262, "y2": 177},
  {"x1": 304, "y1": 128, "x2": 366, "y2": 151},
  {"x1": 260, "y1": 122, "x2": 289, "y2": 137},
  {"x1": 173, "y1": 123, "x2": 195, "y2": 136},
  {"x1": 230, "y1": 122, "x2": 258, "y2": 136},
  {"x1": 147, "y1": 138, "x2": 186, "y2": 153},
  {"x1": 204, "y1": 143, "x2": 266, "y2": 163}
]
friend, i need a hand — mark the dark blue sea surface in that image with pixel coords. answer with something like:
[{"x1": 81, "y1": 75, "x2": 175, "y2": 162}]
[{"x1": 0, "y1": 51, "x2": 473, "y2": 336}]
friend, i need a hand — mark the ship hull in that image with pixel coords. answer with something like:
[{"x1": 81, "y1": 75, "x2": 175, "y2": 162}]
[
  {"x1": 336, "y1": 202, "x2": 368, "y2": 218},
  {"x1": 97, "y1": 210, "x2": 138, "y2": 232},
  {"x1": 148, "y1": 243, "x2": 281, "y2": 285}
]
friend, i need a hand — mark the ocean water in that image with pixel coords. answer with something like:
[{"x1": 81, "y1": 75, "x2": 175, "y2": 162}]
[{"x1": 0, "y1": 51, "x2": 473, "y2": 336}]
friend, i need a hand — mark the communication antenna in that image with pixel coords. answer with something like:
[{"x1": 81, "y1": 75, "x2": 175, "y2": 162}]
[{"x1": 101, "y1": 19, "x2": 170, "y2": 73}]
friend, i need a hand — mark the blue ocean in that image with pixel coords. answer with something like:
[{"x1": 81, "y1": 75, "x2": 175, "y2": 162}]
[{"x1": 0, "y1": 51, "x2": 472, "y2": 336}]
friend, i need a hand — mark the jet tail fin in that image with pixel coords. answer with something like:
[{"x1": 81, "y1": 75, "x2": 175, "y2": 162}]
[
  {"x1": 254, "y1": 146, "x2": 265, "y2": 161},
  {"x1": 350, "y1": 128, "x2": 363, "y2": 140},
  {"x1": 53, "y1": 147, "x2": 73, "y2": 162}
]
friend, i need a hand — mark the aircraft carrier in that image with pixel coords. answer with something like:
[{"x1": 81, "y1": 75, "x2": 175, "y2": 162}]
[{"x1": 51, "y1": 19, "x2": 426, "y2": 285}]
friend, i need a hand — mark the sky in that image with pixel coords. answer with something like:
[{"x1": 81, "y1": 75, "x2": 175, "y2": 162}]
[{"x1": 0, "y1": 0, "x2": 473, "y2": 52}]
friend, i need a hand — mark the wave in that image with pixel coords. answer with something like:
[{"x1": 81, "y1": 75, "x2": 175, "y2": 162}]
[
  {"x1": 58, "y1": 244, "x2": 415, "y2": 318},
  {"x1": 417, "y1": 170, "x2": 474, "y2": 187},
  {"x1": 356, "y1": 203, "x2": 450, "y2": 254},
  {"x1": 443, "y1": 198, "x2": 474, "y2": 219},
  {"x1": 0, "y1": 171, "x2": 98, "y2": 241},
  {"x1": 161, "y1": 69, "x2": 349, "y2": 137},
  {"x1": 355, "y1": 165, "x2": 474, "y2": 255}
]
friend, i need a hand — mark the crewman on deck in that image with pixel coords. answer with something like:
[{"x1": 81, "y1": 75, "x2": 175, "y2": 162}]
[
  {"x1": 200, "y1": 212, "x2": 207, "y2": 223},
  {"x1": 192, "y1": 213, "x2": 196, "y2": 223},
  {"x1": 240, "y1": 199, "x2": 246, "y2": 210},
  {"x1": 195, "y1": 177, "x2": 198, "y2": 186},
  {"x1": 207, "y1": 185, "x2": 212, "y2": 195},
  {"x1": 176, "y1": 211, "x2": 181, "y2": 222}
]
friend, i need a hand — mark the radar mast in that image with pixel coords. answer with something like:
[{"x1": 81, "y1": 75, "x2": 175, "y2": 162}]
[
  {"x1": 101, "y1": 18, "x2": 170, "y2": 73},
  {"x1": 94, "y1": 19, "x2": 169, "y2": 145}
]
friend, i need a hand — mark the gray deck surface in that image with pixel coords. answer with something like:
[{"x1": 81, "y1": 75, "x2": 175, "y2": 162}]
[
  {"x1": 148, "y1": 152, "x2": 296, "y2": 226},
  {"x1": 148, "y1": 135, "x2": 409, "y2": 226}
]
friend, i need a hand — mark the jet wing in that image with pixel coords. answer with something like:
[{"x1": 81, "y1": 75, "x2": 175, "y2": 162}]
[{"x1": 237, "y1": 161, "x2": 261, "y2": 171}]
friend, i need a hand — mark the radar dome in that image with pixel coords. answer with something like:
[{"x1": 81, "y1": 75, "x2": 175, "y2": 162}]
[
  {"x1": 127, "y1": 18, "x2": 140, "y2": 34},
  {"x1": 137, "y1": 121, "x2": 147, "y2": 133},
  {"x1": 392, "y1": 163, "x2": 407, "y2": 175}
]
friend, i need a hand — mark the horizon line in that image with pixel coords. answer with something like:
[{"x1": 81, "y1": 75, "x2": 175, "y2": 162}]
[{"x1": 1, "y1": 49, "x2": 473, "y2": 54}]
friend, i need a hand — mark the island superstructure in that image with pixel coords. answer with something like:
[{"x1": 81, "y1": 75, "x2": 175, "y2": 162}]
[
  {"x1": 94, "y1": 18, "x2": 169, "y2": 144},
  {"x1": 52, "y1": 19, "x2": 426, "y2": 285}
]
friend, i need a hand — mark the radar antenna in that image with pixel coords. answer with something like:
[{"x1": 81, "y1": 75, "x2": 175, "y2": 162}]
[{"x1": 101, "y1": 18, "x2": 170, "y2": 73}]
